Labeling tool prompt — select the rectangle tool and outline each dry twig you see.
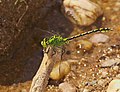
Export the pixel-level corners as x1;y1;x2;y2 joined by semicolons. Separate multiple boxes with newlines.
29;46;59;92
15;0;28;27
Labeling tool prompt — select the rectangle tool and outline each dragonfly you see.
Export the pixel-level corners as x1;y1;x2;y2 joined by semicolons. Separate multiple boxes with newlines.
41;28;112;49
40;27;112;80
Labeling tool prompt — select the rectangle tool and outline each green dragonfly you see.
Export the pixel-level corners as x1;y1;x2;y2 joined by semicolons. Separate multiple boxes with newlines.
41;28;112;49
40;28;112;80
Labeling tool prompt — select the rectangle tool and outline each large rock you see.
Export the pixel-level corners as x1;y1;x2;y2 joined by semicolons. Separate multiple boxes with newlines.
107;79;120;92
63;0;103;26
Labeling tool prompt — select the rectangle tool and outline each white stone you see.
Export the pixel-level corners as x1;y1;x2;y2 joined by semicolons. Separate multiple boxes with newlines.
89;33;109;44
63;0;103;26
59;82;76;92
107;79;120;92
100;58;120;68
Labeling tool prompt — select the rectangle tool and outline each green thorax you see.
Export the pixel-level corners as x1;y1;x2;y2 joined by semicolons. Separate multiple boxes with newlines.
41;35;68;48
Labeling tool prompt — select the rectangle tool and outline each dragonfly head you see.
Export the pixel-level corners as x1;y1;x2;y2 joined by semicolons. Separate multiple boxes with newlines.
41;38;48;48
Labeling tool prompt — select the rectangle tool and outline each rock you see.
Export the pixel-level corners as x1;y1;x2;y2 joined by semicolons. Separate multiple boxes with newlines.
116;74;120;79
101;70;108;78
98;79;106;86
50;61;71;80
83;88;89;92
99;69;109;78
76;40;93;51
62;0;103;26
107;79;120;92
21;89;27;92
113;66;119;71
89;33;109;44
87;80;97;86
113;1;120;11
100;58;120;68
59;82;76;92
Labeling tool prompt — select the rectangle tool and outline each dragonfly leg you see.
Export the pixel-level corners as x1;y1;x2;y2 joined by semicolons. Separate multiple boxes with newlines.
60;47;66;60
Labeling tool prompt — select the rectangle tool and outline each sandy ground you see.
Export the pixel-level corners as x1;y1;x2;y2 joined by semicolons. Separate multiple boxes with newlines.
0;0;120;92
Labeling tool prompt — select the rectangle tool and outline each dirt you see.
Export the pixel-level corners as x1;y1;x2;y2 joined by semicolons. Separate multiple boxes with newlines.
0;0;120;92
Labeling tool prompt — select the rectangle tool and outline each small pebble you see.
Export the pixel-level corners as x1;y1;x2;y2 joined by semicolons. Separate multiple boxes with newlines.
113;7;120;12
83;88;89;92
85;80;97;86
107;79;120;92
111;15;117;21
76;40;93;51
9;86;14;90
90;80;97;85
113;1;120;11
59;82;76;92
100;58;120;67
21;89;27;92
105;7;111;10
98;79;106;86
89;33;109;44
102;17;106;21
113;66;119;71
101;70;108;78
116;74;120;79
115;1;120;7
